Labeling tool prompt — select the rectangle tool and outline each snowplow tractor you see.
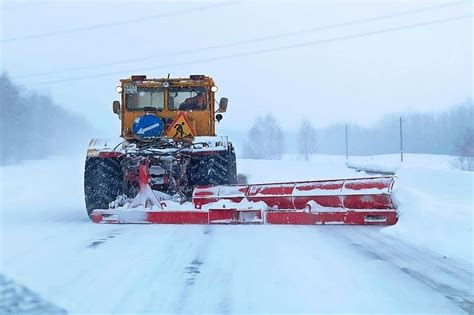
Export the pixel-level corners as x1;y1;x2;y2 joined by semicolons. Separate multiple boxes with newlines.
84;75;398;225
84;75;237;217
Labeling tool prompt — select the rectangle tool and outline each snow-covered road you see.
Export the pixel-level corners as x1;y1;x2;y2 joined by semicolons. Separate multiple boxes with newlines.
1;155;472;314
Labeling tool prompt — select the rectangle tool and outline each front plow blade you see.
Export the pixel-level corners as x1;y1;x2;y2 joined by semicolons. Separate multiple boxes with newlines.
193;176;396;210
192;176;398;225
92;176;398;225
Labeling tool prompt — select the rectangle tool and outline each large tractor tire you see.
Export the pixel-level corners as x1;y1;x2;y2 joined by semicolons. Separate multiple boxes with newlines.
228;146;237;184
84;157;123;218
188;146;237;191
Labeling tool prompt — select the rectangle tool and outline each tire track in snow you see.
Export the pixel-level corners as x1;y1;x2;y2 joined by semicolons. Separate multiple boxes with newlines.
184;258;203;286
398;267;473;313
335;227;473;314
86;228;122;249
174;225;213;314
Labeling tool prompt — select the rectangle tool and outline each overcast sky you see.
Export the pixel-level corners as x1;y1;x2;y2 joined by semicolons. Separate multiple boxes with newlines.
1;0;472;137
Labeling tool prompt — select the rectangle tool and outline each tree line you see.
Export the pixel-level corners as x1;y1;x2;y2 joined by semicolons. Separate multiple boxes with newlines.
241;99;473;169
0;72;92;165
316;100;473;156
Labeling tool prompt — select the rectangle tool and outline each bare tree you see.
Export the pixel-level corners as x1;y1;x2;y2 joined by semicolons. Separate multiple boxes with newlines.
297;119;317;160
243;114;284;159
453;128;474;171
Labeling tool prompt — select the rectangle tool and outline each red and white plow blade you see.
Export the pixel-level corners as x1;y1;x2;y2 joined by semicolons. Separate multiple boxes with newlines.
91;176;398;225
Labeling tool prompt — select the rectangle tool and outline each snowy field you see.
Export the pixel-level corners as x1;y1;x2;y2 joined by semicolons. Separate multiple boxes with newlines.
0;153;472;314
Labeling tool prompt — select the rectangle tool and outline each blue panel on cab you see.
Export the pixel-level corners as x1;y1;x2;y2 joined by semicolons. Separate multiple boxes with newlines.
132;114;164;140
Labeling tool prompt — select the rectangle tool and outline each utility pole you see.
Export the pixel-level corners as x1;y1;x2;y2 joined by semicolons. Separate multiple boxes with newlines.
399;117;404;163
345;124;349;160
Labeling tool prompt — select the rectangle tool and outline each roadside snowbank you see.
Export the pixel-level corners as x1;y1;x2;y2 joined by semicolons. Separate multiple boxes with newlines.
345;160;399;174
346;154;473;263
387;165;473;263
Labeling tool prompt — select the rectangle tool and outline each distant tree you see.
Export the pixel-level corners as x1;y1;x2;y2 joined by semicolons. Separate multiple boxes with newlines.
297;119;317;160
453;128;474;171
0;72;25;164
242;114;284;159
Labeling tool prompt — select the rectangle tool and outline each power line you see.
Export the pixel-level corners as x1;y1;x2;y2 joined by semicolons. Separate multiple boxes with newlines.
14;1;469;79
1;2;46;11
17;14;472;87
1;1;237;43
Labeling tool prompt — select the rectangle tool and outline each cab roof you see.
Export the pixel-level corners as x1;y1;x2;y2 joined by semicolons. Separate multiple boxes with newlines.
120;75;215;86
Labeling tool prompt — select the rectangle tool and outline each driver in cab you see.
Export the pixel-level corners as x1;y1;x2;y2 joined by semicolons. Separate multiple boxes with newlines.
179;87;207;110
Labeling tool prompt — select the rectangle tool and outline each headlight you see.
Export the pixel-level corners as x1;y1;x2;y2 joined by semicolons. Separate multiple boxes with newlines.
211;85;218;92
116;86;123;93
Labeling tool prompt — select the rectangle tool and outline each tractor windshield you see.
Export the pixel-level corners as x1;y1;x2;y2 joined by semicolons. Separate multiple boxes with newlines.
168;86;208;111
126;87;164;111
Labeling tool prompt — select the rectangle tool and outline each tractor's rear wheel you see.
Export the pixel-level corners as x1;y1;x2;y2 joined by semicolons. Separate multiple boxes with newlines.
228;146;237;184
84;157;123;218
187;147;237;193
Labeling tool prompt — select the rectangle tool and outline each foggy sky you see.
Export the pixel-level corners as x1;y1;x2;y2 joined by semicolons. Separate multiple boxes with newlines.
1;0;472;137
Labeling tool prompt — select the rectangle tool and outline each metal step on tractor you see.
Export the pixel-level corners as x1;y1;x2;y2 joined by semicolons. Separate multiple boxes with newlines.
84;75;398;225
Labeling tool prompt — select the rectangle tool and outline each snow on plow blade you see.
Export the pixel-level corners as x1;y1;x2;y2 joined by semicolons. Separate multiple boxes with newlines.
193;176;398;225
91;176;398;225
193;177;396;210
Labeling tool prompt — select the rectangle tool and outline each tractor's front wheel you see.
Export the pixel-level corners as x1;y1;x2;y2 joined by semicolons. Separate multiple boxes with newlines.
84;157;123;218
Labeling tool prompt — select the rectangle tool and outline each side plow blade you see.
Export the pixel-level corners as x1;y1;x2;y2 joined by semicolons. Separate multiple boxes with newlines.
91;176;398;225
